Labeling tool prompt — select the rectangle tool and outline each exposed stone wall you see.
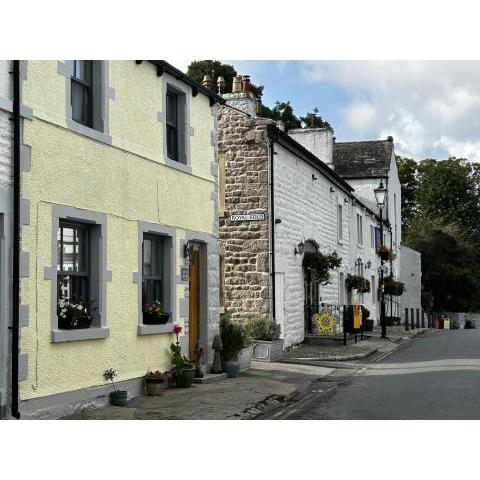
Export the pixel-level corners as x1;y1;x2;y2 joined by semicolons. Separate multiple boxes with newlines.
218;104;272;321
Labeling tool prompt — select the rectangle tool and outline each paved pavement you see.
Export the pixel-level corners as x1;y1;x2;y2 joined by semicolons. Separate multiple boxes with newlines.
269;329;480;419
63;362;333;420
282;326;428;365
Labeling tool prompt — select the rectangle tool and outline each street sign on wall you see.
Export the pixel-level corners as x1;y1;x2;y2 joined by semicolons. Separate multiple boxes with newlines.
230;213;265;222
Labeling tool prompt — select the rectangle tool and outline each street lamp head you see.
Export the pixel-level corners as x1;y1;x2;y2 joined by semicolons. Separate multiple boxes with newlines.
374;180;386;209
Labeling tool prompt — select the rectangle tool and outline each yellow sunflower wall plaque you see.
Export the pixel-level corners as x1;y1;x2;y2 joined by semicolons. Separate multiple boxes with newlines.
313;308;337;335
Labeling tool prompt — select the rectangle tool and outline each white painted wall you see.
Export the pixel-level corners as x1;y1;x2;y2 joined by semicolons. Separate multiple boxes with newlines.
273;141;387;347
345;152;402;282
288;128;334;167
400;245;422;324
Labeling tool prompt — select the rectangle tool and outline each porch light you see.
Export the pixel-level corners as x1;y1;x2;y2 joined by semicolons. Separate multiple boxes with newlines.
294;241;305;255
374;180;386;209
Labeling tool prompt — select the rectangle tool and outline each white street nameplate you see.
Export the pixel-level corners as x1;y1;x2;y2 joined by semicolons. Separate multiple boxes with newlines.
230;213;265;222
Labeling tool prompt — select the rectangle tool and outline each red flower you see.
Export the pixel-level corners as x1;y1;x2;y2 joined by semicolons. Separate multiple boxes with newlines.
173;324;183;335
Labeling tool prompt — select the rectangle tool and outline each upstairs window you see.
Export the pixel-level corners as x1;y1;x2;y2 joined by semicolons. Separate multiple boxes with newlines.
357;213;363;245
166;90;178;161
71;60;93;128
337;204;343;240
166;86;187;163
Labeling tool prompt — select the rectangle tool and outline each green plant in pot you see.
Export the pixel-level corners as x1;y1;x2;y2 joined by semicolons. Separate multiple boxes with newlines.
168;325;195;388
245;316;281;341
103;368;128;406
145;369;166;396
220;316;247;378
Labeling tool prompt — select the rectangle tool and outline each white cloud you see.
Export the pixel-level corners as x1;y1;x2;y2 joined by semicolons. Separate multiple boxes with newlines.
300;61;480;161
340;101;377;132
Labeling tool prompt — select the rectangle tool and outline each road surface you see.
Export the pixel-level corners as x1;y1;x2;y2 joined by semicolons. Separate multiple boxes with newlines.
269;329;480;419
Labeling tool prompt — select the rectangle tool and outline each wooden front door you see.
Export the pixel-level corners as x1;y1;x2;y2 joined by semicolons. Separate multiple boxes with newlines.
188;246;201;360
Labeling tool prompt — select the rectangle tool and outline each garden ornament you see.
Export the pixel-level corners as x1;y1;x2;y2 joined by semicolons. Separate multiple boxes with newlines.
194;342;204;378
211;334;223;374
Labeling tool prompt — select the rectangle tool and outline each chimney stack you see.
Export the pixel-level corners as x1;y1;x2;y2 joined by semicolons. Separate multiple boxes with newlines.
222;73;257;118
288;126;335;169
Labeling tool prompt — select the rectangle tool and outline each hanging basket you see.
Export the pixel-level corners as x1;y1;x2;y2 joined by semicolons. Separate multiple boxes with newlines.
383;277;405;296
346;274;371;293
302;251;342;285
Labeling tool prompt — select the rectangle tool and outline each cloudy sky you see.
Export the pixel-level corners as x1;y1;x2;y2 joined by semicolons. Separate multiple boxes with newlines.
174;60;480;162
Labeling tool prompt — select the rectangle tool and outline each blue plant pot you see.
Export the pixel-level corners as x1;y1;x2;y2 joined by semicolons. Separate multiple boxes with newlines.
223;361;240;378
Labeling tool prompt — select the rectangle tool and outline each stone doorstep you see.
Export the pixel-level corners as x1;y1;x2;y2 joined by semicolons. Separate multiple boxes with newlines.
193;373;228;384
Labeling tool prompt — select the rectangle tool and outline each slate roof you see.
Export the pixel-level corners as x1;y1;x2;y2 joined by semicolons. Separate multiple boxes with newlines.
333;139;394;178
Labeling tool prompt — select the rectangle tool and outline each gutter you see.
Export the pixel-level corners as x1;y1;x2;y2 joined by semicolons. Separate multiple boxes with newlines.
139;60;225;106
269;140;276;320
11;60;21;419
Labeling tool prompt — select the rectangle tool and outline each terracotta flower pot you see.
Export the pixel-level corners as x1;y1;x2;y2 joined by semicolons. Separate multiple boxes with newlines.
145;377;164;396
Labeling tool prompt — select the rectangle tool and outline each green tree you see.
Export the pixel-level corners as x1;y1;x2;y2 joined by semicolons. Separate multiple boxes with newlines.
415;157;480;241
406;221;480;312
299;107;332;130
260;101;301;130
396;156;418;235
186;60;264;98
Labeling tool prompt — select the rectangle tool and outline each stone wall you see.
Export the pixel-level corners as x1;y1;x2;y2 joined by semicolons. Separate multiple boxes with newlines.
218;104;272;321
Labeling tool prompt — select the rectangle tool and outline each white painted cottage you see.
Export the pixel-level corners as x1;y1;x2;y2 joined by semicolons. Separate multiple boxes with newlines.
218;88;395;348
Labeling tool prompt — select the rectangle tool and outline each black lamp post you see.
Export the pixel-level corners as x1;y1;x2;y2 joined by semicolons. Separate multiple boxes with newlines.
374;180;387;339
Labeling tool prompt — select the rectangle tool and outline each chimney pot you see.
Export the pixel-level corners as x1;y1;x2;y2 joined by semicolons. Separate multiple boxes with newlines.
242;75;251;93
217;76;226;94
387;135;394;142
202;73;213;90
232;75;242;93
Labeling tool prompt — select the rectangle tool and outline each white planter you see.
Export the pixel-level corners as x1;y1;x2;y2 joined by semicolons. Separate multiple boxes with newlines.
238;346;253;372
252;339;284;362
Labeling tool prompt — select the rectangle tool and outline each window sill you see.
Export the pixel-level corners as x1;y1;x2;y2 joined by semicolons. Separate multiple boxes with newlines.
164;157;192;174
66;118;112;145
51;326;110;343
137;322;175;336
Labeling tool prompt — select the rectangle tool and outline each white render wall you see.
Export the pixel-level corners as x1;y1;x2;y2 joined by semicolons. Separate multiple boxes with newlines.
288;128;334;168
400;245;422;324
344;153;402;281
273;142;387;347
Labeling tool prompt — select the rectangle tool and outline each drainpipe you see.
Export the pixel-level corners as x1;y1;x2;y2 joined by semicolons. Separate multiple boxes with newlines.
269;140;276;320
11;60;21;419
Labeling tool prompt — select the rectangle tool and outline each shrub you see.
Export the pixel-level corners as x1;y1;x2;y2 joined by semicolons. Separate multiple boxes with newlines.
220;316;247;361
245;315;281;341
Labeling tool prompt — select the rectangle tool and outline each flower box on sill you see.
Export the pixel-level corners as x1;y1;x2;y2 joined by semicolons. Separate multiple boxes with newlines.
143;312;170;325
58;315;93;330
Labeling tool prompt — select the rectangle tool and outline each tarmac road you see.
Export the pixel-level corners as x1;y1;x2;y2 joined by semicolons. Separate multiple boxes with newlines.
269;329;480;420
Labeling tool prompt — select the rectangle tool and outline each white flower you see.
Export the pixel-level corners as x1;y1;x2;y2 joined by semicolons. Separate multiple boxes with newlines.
77;305;83;311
